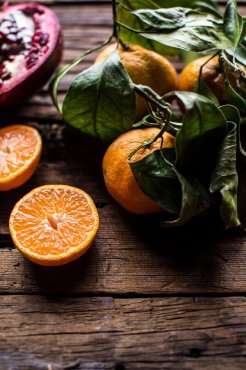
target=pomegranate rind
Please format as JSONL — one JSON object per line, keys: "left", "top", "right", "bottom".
{"left": 0, "top": 3, "right": 63, "bottom": 108}
{"left": 9, "top": 185, "right": 100, "bottom": 266}
{"left": 0, "top": 124, "right": 42, "bottom": 191}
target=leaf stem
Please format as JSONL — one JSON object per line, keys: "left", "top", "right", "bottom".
{"left": 112, "top": 0, "right": 128, "bottom": 50}
{"left": 128, "top": 85, "right": 172, "bottom": 163}
{"left": 133, "top": 84, "right": 172, "bottom": 113}
{"left": 112, "top": 0, "right": 118, "bottom": 38}
{"left": 50, "top": 33, "right": 115, "bottom": 112}
{"left": 222, "top": 50, "right": 246, "bottom": 83}
{"left": 116, "top": 20, "right": 142, "bottom": 34}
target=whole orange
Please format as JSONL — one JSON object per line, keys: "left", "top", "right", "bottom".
{"left": 102, "top": 127, "right": 174, "bottom": 214}
{"left": 178, "top": 55, "right": 245, "bottom": 101}
{"left": 95, "top": 43, "right": 177, "bottom": 121}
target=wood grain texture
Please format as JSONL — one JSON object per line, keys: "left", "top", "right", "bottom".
{"left": 0, "top": 124, "right": 244, "bottom": 295}
{"left": 0, "top": 296, "right": 246, "bottom": 370}
{"left": 1, "top": 2, "right": 246, "bottom": 369}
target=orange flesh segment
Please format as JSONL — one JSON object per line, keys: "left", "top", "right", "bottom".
{"left": 11, "top": 186, "right": 99, "bottom": 258}
{"left": 0, "top": 125, "right": 39, "bottom": 179}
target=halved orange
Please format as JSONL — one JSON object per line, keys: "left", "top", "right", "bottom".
{"left": 0, "top": 125, "right": 42, "bottom": 191}
{"left": 9, "top": 185, "right": 99, "bottom": 266}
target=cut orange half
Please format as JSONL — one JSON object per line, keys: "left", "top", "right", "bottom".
{"left": 0, "top": 125, "right": 42, "bottom": 191}
{"left": 9, "top": 185, "right": 99, "bottom": 266}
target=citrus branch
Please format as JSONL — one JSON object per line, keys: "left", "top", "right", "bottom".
{"left": 128, "top": 84, "right": 173, "bottom": 164}
{"left": 112, "top": 0, "right": 128, "bottom": 49}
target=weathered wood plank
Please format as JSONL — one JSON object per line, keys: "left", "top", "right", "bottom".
{"left": 0, "top": 296, "right": 246, "bottom": 369}
{"left": 0, "top": 124, "right": 243, "bottom": 295}
{"left": 1, "top": 227, "right": 246, "bottom": 294}
{"left": 0, "top": 5, "right": 246, "bottom": 296}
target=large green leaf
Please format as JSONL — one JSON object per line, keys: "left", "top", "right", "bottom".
{"left": 210, "top": 122, "right": 240, "bottom": 229}
{"left": 196, "top": 72, "right": 219, "bottom": 106}
{"left": 192, "top": 1, "right": 222, "bottom": 17}
{"left": 220, "top": 104, "right": 241, "bottom": 125}
{"left": 138, "top": 12, "right": 231, "bottom": 53}
{"left": 223, "top": 0, "right": 245, "bottom": 51}
{"left": 118, "top": 0, "right": 220, "bottom": 55}
{"left": 131, "top": 7, "right": 190, "bottom": 31}
{"left": 62, "top": 50, "right": 135, "bottom": 143}
{"left": 172, "top": 92, "right": 227, "bottom": 179}
{"left": 161, "top": 168, "right": 212, "bottom": 227}
{"left": 130, "top": 146, "right": 212, "bottom": 226}
{"left": 130, "top": 148, "right": 182, "bottom": 214}
{"left": 221, "top": 53, "right": 246, "bottom": 115}
{"left": 227, "top": 38, "right": 246, "bottom": 67}
{"left": 120, "top": 0, "right": 218, "bottom": 12}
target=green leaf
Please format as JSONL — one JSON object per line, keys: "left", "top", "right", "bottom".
{"left": 139, "top": 12, "right": 231, "bottom": 53}
{"left": 131, "top": 7, "right": 190, "bottom": 31}
{"left": 228, "top": 38, "right": 246, "bottom": 67}
{"left": 62, "top": 50, "right": 135, "bottom": 143}
{"left": 134, "top": 114, "right": 182, "bottom": 137}
{"left": 50, "top": 35, "right": 114, "bottom": 113}
{"left": 220, "top": 104, "right": 240, "bottom": 125}
{"left": 118, "top": 0, "right": 220, "bottom": 55}
{"left": 220, "top": 54, "right": 246, "bottom": 115}
{"left": 130, "top": 140, "right": 212, "bottom": 227}
{"left": 210, "top": 122, "right": 240, "bottom": 229}
{"left": 196, "top": 70, "right": 219, "bottom": 106}
{"left": 222, "top": 104, "right": 246, "bottom": 159}
{"left": 161, "top": 168, "right": 212, "bottom": 227}
{"left": 223, "top": 0, "right": 244, "bottom": 51}
{"left": 172, "top": 92, "right": 227, "bottom": 178}
{"left": 192, "top": 1, "right": 222, "bottom": 18}
{"left": 120, "top": 0, "right": 218, "bottom": 10}
{"left": 130, "top": 148, "right": 182, "bottom": 214}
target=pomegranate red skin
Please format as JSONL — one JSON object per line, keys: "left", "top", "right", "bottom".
{"left": 0, "top": 3, "right": 63, "bottom": 109}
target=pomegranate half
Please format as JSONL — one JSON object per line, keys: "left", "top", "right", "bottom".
{"left": 0, "top": 1, "right": 63, "bottom": 109}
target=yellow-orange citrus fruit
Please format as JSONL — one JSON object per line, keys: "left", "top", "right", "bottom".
{"left": 9, "top": 185, "right": 99, "bottom": 266}
{"left": 0, "top": 125, "right": 42, "bottom": 191}
{"left": 178, "top": 55, "right": 245, "bottom": 101}
{"left": 95, "top": 43, "right": 177, "bottom": 121}
{"left": 102, "top": 128, "right": 174, "bottom": 214}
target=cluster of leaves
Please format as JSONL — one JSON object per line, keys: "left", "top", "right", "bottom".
{"left": 130, "top": 91, "right": 242, "bottom": 228}
{"left": 51, "top": 0, "right": 246, "bottom": 228}
{"left": 127, "top": 0, "right": 246, "bottom": 228}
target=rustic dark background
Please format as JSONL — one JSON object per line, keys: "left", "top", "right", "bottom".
{"left": 0, "top": 1, "right": 246, "bottom": 369}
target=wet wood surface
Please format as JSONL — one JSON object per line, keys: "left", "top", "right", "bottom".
{"left": 0, "top": 1, "right": 246, "bottom": 370}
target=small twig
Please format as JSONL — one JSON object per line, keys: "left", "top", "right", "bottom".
{"left": 112, "top": 0, "right": 118, "bottom": 38}
{"left": 112, "top": 0, "right": 128, "bottom": 50}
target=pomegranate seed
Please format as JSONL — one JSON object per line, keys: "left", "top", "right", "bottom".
{"left": 0, "top": 7, "right": 51, "bottom": 80}
{"left": 6, "top": 34, "right": 17, "bottom": 43}
{"left": 2, "top": 72, "right": 11, "bottom": 80}
{"left": 39, "top": 33, "right": 49, "bottom": 46}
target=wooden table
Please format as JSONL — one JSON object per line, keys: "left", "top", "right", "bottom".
{"left": 0, "top": 1, "right": 246, "bottom": 369}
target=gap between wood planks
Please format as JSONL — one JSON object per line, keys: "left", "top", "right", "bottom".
{"left": 0, "top": 291, "right": 246, "bottom": 297}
